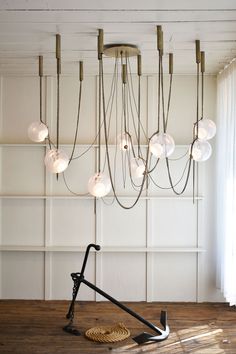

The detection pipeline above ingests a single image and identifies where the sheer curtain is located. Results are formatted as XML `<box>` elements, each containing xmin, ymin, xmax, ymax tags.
<box><xmin>216</xmin><ymin>60</ymin><xmax>236</xmax><ymax>305</ymax></box>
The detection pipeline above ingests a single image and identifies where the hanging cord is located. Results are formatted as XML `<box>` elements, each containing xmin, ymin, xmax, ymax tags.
<box><xmin>150</xmin><ymin>156</ymin><xmax>191</xmax><ymax>190</ymax></box>
<box><xmin>120</xmin><ymin>57</ymin><xmax>137</xmax><ymax>190</ymax></box>
<box><xmin>148</xmin><ymin>156</ymin><xmax>160</xmax><ymax>174</ymax></box>
<box><xmin>160</xmin><ymin>56</ymin><xmax>166</xmax><ymax>132</ymax></box>
<box><xmin>71</xmin><ymin>61</ymin><xmax>118</xmax><ymax>163</ymax></box>
<box><xmin>69</xmin><ymin>62</ymin><xmax>83</xmax><ymax>163</ymax></box>
<box><xmin>164</xmin><ymin>74</ymin><xmax>173</xmax><ymax>132</ymax></box>
<box><xmin>164</xmin><ymin>53</ymin><xmax>173</xmax><ymax>132</ymax></box>
<box><xmin>126</xmin><ymin>71</ymin><xmax>142</xmax><ymax>157</ymax></box>
<box><xmin>101</xmin><ymin>58</ymin><xmax>148</xmax><ymax>209</ymax></box>
<box><xmin>165</xmin><ymin>157</ymin><xmax>192</xmax><ymax>195</ymax></box>
<box><xmin>102</xmin><ymin>56</ymin><xmax>119</xmax><ymax>195</ymax></box>
<box><xmin>101</xmin><ymin>56</ymin><xmax>119</xmax><ymax>173</ymax></box>
<box><xmin>138</xmin><ymin>74</ymin><xmax>141</xmax><ymax>156</ymax></box>
<box><xmin>98</xmin><ymin>59</ymin><xmax>102</xmax><ymax>173</ymax></box>
<box><xmin>157</xmin><ymin>53</ymin><xmax>161</xmax><ymax>132</ymax></box>
<box><xmin>127</xmin><ymin>57</ymin><xmax>148</xmax><ymax>140</ymax></box>
<box><xmin>56</xmin><ymin>34</ymin><xmax>61</xmax><ymax>152</ymax></box>
<box><xmin>38</xmin><ymin>56</ymin><xmax>52</xmax><ymax>149</ymax></box>
<box><xmin>62</xmin><ymin>172</ymin><xmax>90</xmax><ymax>196</ymax></box>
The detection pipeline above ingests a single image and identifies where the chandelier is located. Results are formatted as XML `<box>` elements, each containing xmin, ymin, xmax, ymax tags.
<box><xmin>27</xmin><ymin>27</ymin><xmax>216</xmax><ymax>209</ymax></box>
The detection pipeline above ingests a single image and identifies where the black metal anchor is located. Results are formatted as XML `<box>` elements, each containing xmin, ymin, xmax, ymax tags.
<box><xmin>63</xmin><ymin>243</ymin><xmax>170</xmax><ymax>344</ymax></box>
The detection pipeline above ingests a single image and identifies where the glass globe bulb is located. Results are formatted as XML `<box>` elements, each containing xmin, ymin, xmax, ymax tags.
<box><xmin>196</xmin><ymin>119</ymin><xmax>216</xmax><ymax>141</ymax></box>
<box><xmin>117</xmin><ymin>132</ymin><xmax>131</xmax><ymax>151</ymax></box>
<box><xmin>190</xmin><ymin>139</ymin><xmax>212</xmax><ymax>162</ymax></box>
<box><xmin>44</xmin><ymin>149</ymin><xmax>69</xmax><ymax>173</ymax></box>
<box><xmin>28</xmin><ymin>121</ymin><xmax>48</xmax><ymax>142</ymax></box>
<box><xmin>88</xmin><ymin>172</ymin><xmax>111</xmax><ymax>198</ymax></box>
<box><xmin>149</xmin><ymin>133</ymin><xmax>175</xmax><ymax>158</ymax></box>
<box><xmin>130</xmin><ymin>158</ymin><xmax>146</xmax><ymax>179</ymax></box>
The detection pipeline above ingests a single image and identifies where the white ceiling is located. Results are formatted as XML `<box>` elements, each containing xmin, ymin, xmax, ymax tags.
<box><xmin>0</xmin><ymin>0</ymin><xmax>236</xmax><ymax>76</ymax></box>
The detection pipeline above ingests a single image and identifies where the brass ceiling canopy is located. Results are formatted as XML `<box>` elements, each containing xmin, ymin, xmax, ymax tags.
<box><xmin>103</xmin><ymin>44</ymin><xmax>140</xmax><ymax>58</ymax></box>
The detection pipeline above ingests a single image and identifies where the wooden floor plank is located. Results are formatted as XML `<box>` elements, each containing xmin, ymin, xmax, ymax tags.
<box><xmin>0</xmin><ymin>301</ymin><xmax>235</xmax><ymax>353</ymax></box>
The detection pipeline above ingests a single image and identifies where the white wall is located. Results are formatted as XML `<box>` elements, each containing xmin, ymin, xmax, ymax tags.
<box><xmin>0</xmin><ymin>73</ymin><xmax>224</xmax><ymax>302</ymax></box>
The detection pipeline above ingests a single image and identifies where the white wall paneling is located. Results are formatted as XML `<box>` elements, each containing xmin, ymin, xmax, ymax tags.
<box><xmin>0</xmin><ymin>74</ymin><xmax>222</xmax><ymax>302</ymax></box>
<box><xmin>1</xmin><ymin>251</ymin><xmax>44</xmax><ymax>299</ymax></box>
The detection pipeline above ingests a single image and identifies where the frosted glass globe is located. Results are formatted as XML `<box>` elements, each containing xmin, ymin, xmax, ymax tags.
<box><xmin>131</xmin><ymin>158</ymin><xmax>146</xmax><ymax>179</ymax></box>
<box><xmin>149</xmin><ymin>133</ymin><xmax>175</xmax><ymax>158</ymax></box>
<box><xmin>196</xmin><ymin>119</ymin><xmax>216</xmax><ymax>140</ymax></box>
<box><xmin>44</xmin><ymin>149</ymin><xmax>69</xmax><ymax>173</ymax></box>
<box><xmin>117</xmin><ymin>132</ymin><xmax>131</xmax><ymax>151</ymax></box>
<box><xmin>28</xmin><ymin>121</ymin><xmax>48</xmax><ymax>142</ymax></box>
<box><xmin>191</xmin><ymin>139</ymin><xmax>212</xmax><ymax>162</ymax></box>
<box><xmin>88</xmin><ymin>172</ymin><xmax>111</xmax><ymax>197</ymax></box>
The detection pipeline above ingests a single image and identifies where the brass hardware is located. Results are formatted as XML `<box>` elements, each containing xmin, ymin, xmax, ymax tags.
<box><xmin>39</xmin><ymin>56</ymin><xmax>43</xmax><ymax>77</ymax></box>
<box><xmin>56</xmin><ymin>34</ymin><xmax>61</xmax><ymax>75</ymax></box>
<box><xmin>137</xmin><ymin>54</ymin><xmax>142</xmax><ymax>76</ymax></box>
<box><xmin>169</xmin><ymin>53</ymin><xmax>173</xmax><ymax>74</ymax></box>
<box><xmin>195</xmin><ymin>40</ymin><xmax>201</xmax><ymax>64</ymax></box>
<box><xmin>103</xmin><ymin>44</ymin><xmax>140</xmax><ymax>58</ymax></box>
<box><xmin>201</xmin><ymin>51</ymin><xmax>205</xmax><ymax>73</ymax></box>
<box><xmin>98</xmin><ymin>29</ymin><xmax>104</xmax><ymax>60</ymax></box>
<box><xmin>157</xmin><ymin>26</ymin><xmax>163</xmax><ymax>55</ymax></box>
<box><xmin>122</xmin><ymin>64</ymin><xmax>127</xmax><ymax>84</ymax></box>
<box><xmin>57</xmin><ymin>60</ymin><xmax>61</xmax><ymax>75</ymax></box>
<box><xmin>79</xmin><ymin>61</ymin><xmax>83</xmax><ymax>82</ymax></box>
<box><xmin>56</xmin><ymin>34</ymin><xmax>61</xmax><ymax>59</ymax></box>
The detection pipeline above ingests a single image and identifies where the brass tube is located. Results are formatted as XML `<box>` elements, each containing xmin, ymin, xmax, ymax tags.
<box><xmin>57</xmin><ymin>59</ymin><xmax>61</xmax><ymax>75</ymax></box>
<box><xmin>137</xmin><ymin>54</ymin><xmax>142</xmax><ymax>76</ymax></box>
<box><xmin>157</xmin><ymin>25</ymin><xmax>162</xmax><ymax>50</ymax></box>
<box><xmin>195</xmin><ymin>40</ymin><xmax>201</xmax><ymax>64</ymax></box>
<box><xmin>169</xmin><ymin>53</ymin><xmax>173</xmax><ymax>74</ymax></box>
<box><xmin>56</xmin><ymin>34</ymin><xmax>61</xmax><ymax>59</ymax></box>
<box><xmin>79</xmin><ymin>61</ymin><xmax>83</xmax><ymax>81</ymax></box>
<box><xmin>98</xmin><ymin>28</ymin><xmax>104</xmax><ymax>60</ymax></box>
<box><xmin>157</xmin><ymin>25</ymin><xmax>163</xmax><ymax>55</ymax></box>
<box><xmin>39</xmin><ymin>56</ymin><xmax>43</xmax><ymax>77</ymax></box>
<box><xmin>122</xmin><ymin>64</ymin><xmax>127</xmax><ymax>84</ymax></box>
<box><xmin>201</xmin><ymin>51</ymin><xmax>205</xmax><ymax>73</ymax></box>
<box><xmin>56</xmin><ymin>34</ymin><xmax>61</xmax><ymax>75</ymax></box>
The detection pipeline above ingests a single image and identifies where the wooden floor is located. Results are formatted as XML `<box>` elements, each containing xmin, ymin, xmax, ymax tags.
<box><xmin>0</xmin><ymin>301</ymin><xmax>235</xmax><ymax>353</ymax></box>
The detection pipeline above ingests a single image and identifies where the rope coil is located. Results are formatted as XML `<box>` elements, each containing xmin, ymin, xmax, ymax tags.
<box><xmin>85</xmin><ymin>323</ymin><xmax>130</xmax><ymax>343</ymax></box>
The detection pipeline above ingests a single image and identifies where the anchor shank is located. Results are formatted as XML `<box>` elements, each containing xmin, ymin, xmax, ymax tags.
<box><xmin>81</xmin><ymin>277</ymin><xmax>162</xmax><ymax>335</ymax></box>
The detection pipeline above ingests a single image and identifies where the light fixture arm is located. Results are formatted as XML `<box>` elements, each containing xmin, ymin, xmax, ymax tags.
<box><xmin>38</xmin><ymin>56</ymin><xmax>43</xmax><ymax>124</ymax></box>
<box><xmin>137</xmin><ymin>54</ymin><xmax>142</xmax><ymax>156</ymax></box>
<box><xmin>56</xmin><ymin>34</ymin><xmax>61</xmax><ymax>152</ymax></box>
<box><xmin>201</xmin><ymin>51</ymin><xmax>205</xmax><ymax>119</ymax></box>
<box><xmin>97</xmin><ymin>29</ymin><xmax>104</xmax><ymax>173</ymax></box>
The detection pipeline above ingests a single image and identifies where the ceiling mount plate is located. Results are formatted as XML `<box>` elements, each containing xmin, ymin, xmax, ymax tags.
<box><xmin>103</xmin><ymin>44</ymin><xmax>140</xmax><ymax>58</ymax></box>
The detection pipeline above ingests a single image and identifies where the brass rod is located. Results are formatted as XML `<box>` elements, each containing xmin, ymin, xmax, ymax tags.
<box><xmin>56</xmin><ymin>34</ymin><xmax>61</xmax><ymax>59</ymax></box>
<box><xmin>122</xmin><ymin>64</ymin><xmax>127</xmax><ymax>84</ymax></box>
<box><xmin>157</xmin><ymin>25</ymin><xmax>162</xmax><ymax>50</ymax></box>
<box><xmin>39</xmin><ymin>56</ymin><xmax>43</xmax><ymax>77</ymax></box>
<box><xmin>137</xmin><ymin>54</ymin><xmax>142</xmax><ymax>76</ymax></box>
<box><xmin>157</xmin><ymin>25</ymin><xmax>163</xmax><ymax>55</ymax></box>
<box><xmin>98</xmin><ymin>29</ymin><xmax>104</xmax><ymax>60</ymax></box>
<box><xmin>57</xmin><ymin>59</ymin><xmax>61</xmax><ymax>75</ymax></box>
<box><xmin>195</xmin><ymin>40</ymin><xmax>201</xmax><ymax>64</ymax></box>
<box><xmin>169</xmin><ymin>53</ymin><xmax>173</xmax><ymax>74</ymax></box>
<box><xmin>160</xmin><ymin>30</ymin><xmax>163</xmax><ymax>56</ymax></box>
<box><xmin>79</xmin><ymin>61</ymin><xmax>83</xmax><ymax>81</ymax></box>
<box><xmin>201</xmin><ymin>51</ymin><xmax>205</xmax><ymax>73</ymax></box>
